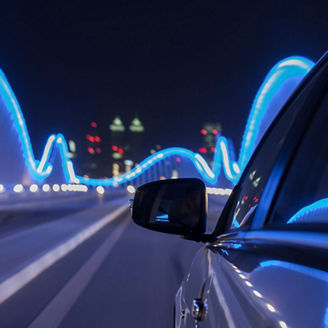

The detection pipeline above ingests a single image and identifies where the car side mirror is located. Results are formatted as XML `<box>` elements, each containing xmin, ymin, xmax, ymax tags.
<box><xmin>132</xmin><ymin>178</ymin><xmax>207</xmax><ymax>240</ymax></box>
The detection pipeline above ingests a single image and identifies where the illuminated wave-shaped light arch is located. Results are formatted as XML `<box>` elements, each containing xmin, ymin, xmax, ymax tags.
<box><xmin>0</xmin><ymin>56</ymin><xmax>314</xmax><ymax>187</ymax></box>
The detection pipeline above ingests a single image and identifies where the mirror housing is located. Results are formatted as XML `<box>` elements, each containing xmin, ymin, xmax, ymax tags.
<box><xmin>132</xmin><ymin>178</ymin><xmax>207</xmax><ymax>240</ymax></box>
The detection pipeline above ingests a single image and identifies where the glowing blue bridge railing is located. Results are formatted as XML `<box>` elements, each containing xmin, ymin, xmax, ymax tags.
<box><xmin>0</xmin><ymin>56</ymin><xmax>315</xmax><ymax>188</ymax></box>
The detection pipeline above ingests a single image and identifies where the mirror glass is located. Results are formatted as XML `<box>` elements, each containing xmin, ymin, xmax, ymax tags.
<box><xmin>132</xmin><ymin>178</ymin><xmax>206</xmax><ymax>236</ymax></box>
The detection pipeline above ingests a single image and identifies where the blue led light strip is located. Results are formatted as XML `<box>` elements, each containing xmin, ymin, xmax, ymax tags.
<box><xmin>0</xmin><ymin>57</ymin><xmax>314</xmax><ymax>186</ymax></box>
<box><xmin>287</xmin><ymin>198</ymin><xmax>328</xmax><ymax>224</ymax></box>
<box><xmin>238</xmin><ymin>57</ymin><xmax>314</xmax><ymax>170</ymax></box>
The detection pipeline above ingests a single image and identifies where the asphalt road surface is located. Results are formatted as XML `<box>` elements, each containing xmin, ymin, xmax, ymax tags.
<box><xmin>0</xmin><ymin>191</ymin><xmax>226</xmax><ymax>327</ymax></box>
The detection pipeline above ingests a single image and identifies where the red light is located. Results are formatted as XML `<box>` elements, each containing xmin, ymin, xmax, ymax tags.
<box><xmin>212</xmin><ymin>129</ymin><xmax>218</xmax><ymax>135</ymax></box>
<box><xmin>112</xmin><ymin>145</ymin><xmax>118</xmax><ymax>151</ymax></box>
<box><xmin>86</xmin><ymin>135</ymin><xmax>95</xmax><ymax>142</ymax></box>
<box><xmin>91</xmin><ymin>121</ymin><xmax>97</xmax><ymax>128</ymax></box>
<box><xmin>96</xmin><ymin>147</ymin><xmax>102</xmax><ymax>154</ymax></box>
<box><xmin>94</xmin><ymin>136</ymin><xmax>101</xmax><ymax>143</ymax></box>
<box><xmin>118</xmin><ymin>148</ymin><xmax>124</xmax><ymax>155</ymax></box>
<box><xmin>88</xmin><ymin>147</ymin><xmax>95</xmax><ymax>154</ymax></box>
<box><xmin>199</xmin><ymin>147</ymin><xmax>207</xmax><ymax>154</ymax></box>
<box><xmin>211</xmin><ymin>147</ymin><xmax>216</xmax><ymax>152</ymax></box>
<box><xmin>200</xmin><ymin>129</ymin><xmax>207</xmax><ymax>135</ymax></box>
<box><xmin>175</xmin><ymin>157</ymin><xmax>181</xmax><ymax>163</ymax></box>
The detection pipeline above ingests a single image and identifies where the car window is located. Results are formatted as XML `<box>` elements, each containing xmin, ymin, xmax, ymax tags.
<box><xmin>268</xmin><ymin>96</ymin><xmax>328</xmax><ymax>228</ymax></box>
<box><xmin>224</xmin><ymin>99</ymin><xmax>302</xmax><ymax>231</ymax></box>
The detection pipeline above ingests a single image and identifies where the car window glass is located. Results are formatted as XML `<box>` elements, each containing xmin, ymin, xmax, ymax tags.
<box><xmin>268</xmin><ymin>97</ymin><xmax>328</xmax><ymax>227</ymax></box>
<box><xmin>224</xmin><ymin>101</ymin><xmax>301</xmax><ymax>231</ymax></box>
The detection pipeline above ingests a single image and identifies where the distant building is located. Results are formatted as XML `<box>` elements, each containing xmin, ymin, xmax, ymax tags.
<box><xmin>108</xmin><ymin>115</ymin><xmax>145</xmax><ymax>175</ymax></box>
<box><xmin>84</xmin><ymin>121</ymin><xmax>103</xmax><ymax>177</ymax></box>
<box><xmin>109</xmin><ymin>116</ymin><xmax>125</xmax><ymax>173</ymax></box>
<box><xmin>199</xmin><ymin>122</ymin><xmax>222</xmax><ymax>164</ymax></box>
<box><xmin>82</xmin><ymin>116</ymin><xmax>146</xmax><ymax>177</ymax></box>
<box><xmin>128</xmin><ymin>116</ymin><xmax>144</xmax><ymax>164</ymax></box>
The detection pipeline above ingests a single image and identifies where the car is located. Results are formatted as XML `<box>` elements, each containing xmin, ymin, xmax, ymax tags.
<box><xmin>132</xmin><ymin>51</ymin><xmax>328</xmax><ymax>328</ymax></box>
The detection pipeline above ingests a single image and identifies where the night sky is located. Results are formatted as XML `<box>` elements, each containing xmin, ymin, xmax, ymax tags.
<box><xmin>0</xmin><ymin>1</ymin><xmax>328</xmax><ymax>161</ymax></box>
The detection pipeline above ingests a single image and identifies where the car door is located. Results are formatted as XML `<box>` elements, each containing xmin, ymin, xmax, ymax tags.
<box><xmin>240</xmin><ymin>85</ymin><xmax>328</xmax><ymax>328</ymax></box>
<box><xmin>176</xmin><ymin>52</ymin><xmax>328</xmax><ymax>328</ymax></box>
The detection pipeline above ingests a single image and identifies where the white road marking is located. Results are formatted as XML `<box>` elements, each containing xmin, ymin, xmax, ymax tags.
<box><xmin>0</xmin><ymin>203</ymin><xmax>127</xmax><ymax>305</ymax></box>
<box><xmin>28</xmin><ymin>215</ymin><xmax>130</xmax><ymax>328</ymax></box>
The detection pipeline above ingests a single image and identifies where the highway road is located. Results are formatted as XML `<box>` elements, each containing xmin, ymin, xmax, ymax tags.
<box><xmin>0</xmin><ymin>190</ymin><xmax>226</xmax><ymax>327</ymax></box>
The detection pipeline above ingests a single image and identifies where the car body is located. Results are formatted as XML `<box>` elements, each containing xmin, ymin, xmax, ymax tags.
<box><xmin>132</xmin><ymin>52</ymin><xmax>328</xmax><ymax>328</ymax></box>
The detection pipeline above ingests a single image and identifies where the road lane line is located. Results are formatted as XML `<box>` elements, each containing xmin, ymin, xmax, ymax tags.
<box><xmin>28</xmin><ymin>215</ymin><xmax>130</xmax><ymax>328</ymax></box>
<box><xmin>0</xmin><ymin>203</ymin><xmax>127</xmax><ymax>305</ymax></box>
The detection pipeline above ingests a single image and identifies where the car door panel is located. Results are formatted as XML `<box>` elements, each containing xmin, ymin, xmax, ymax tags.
<box><xmin>175</xmin><ymin>247</ymin><xmax>212</xmax><ymax>328</ymax></box>
<box><xmin>177</xmin><ymin>243</ymin><xmax>277</xmax><ymax>328</ymax></box>
<box><xmin>208</xmin><ymin>235</ymin><xmax>328</xmax><ymax>328</ymax></box>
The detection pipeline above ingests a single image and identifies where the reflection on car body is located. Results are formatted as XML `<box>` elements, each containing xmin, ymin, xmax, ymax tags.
<box><xmin>132</xmin><ymin>52</ymin><xmax>328</xmax><ymax>328</ymax></box>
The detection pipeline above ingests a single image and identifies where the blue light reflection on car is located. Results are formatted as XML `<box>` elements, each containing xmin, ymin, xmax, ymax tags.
<box><xmin>324</xmin><ymin>307</ymin><xmax>328</xmax><ymax>328</ymax></box>
<box><xmin>259</xmin><ymin>260</ymin><xmax>328</xmax><ymax>283</ymax></box>
<box><xmin>287</xmin><ymin>198</ymin><xmax>328</xmax><ymax>224</ymax></box>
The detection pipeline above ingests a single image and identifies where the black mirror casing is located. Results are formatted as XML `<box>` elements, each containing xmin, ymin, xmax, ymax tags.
<box><xmin>132</xmin><ymin>178</ymin><xmax>207</xmax><ymax>240</ymax></box>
